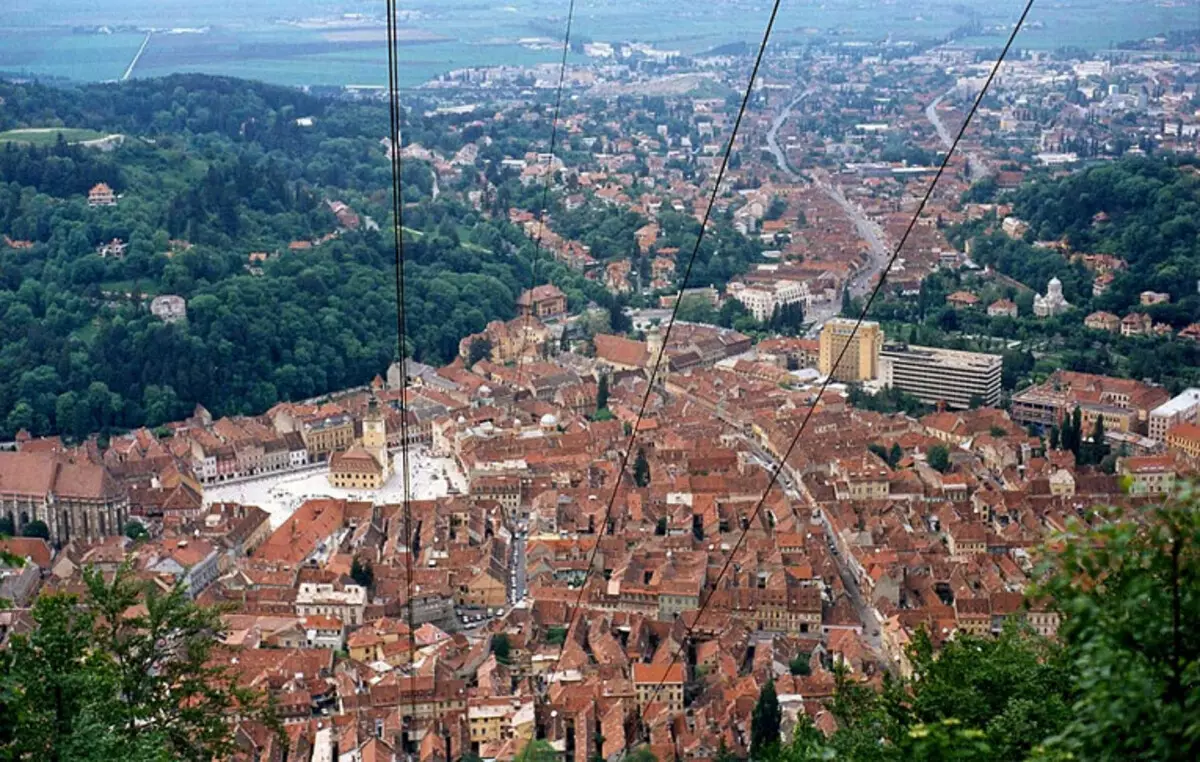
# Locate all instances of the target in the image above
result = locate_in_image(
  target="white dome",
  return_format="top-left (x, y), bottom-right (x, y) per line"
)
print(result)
top-left (479, 384), bottom-right (492, 396)
top-left (540, 413), bottom-right (558, 427)
top-left (1049, 276), bottom-right (1061, 286)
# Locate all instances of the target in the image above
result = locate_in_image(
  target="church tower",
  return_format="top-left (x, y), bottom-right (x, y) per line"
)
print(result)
top-left (362, 390), bottom-right (390, 480)
top-left (646, 324), bottom-right (666, 380)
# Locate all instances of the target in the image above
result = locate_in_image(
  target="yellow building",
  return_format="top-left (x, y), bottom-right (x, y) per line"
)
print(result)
top-left (329, 392), bottom-right (391, 489)
top-left (633, 663), bottom-right (684, 712)
top-left (819, 318), bottom-right (883, 382)
top-left (1166, 422), bottom-right (1200, 458)
top-left (457, 568), bottom-right (507, 609)
top-left (304, 414), bottom-right (355, 462)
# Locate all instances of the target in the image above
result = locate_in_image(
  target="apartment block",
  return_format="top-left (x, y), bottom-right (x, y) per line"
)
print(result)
top-left (1149, 388), bottom-right (1200, 443)
top-left (879, 344), bottom-right (1002, 409)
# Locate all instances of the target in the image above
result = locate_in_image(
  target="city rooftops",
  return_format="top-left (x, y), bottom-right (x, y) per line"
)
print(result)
top-left (632, 663), bottom-right (684, 685)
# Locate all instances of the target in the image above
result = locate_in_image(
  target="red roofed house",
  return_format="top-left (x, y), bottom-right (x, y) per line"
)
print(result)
top-left (946, 291), bottom-right (980, 309)
top-left (88, 183), bottom-right (117, 207)
top-left (1119, 455), bottom-right (1176, 496)
top-left (594, 333), bottom-right (651, 373)
top-left (517, 284), bottom-right (567, 320)
top-left (987, 299), bottom-right (1018, 318)
top-left (0, 451), bottom-right (129, 544)
top-left (633, 663), bottom-right (685, 712)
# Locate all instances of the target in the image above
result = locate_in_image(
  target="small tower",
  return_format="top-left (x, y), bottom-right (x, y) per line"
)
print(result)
top-left (646, 324), bottom-right (666, 380)
top-left (362, 390), bottom-right (390, 479)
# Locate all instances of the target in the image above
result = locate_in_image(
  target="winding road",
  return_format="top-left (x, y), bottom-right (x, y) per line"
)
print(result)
top-left (764, 90), bottom-right (814, 181)
top-left (763, 91), bottom-right (893, 334)
top-left (926, 89), bottom-right (991, 181)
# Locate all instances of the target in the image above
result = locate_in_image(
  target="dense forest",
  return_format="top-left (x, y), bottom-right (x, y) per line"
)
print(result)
top-left (0, 75), bottom-right (688, 440)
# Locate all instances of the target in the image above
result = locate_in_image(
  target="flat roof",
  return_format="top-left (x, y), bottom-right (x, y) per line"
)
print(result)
top-left (1152, 388), bottom-right (1200, 416)
top-left (881, 343), bottom-right (1002, 370)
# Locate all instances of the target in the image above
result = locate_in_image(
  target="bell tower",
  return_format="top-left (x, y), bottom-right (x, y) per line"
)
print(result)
top-left (363, 390), bottom-right (390, 479)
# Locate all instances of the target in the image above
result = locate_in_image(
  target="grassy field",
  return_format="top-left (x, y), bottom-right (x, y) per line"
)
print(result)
top-left (0, 128), bottom-right (107, 146)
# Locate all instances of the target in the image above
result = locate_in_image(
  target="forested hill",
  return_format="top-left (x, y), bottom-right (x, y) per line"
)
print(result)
top-left (970, 157), bottom-right (1200, 322)
top-left (0, 75), bottom-right (618, 441)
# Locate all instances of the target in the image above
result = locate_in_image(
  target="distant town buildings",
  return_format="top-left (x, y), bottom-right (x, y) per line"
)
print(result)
top-left (1010, 370), bottom-right (1169, 433)
top-left (516, 284), bottom-right (567, 320)
top-left (986, 299), bottom-right (1018, 318)
top-left (329, 392), bottom-right (391, 490)
top-left (1150, 388), bottom-right (1200, 443)
top-left (727, 280), bottom-right (810, 322)
top-left (0, 451), bottom-right (130, 544)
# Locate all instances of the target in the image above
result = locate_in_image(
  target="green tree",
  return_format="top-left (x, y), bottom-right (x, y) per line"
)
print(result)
top-left (902, 625), bottom-right (1074, 761)
top-left (515, 739), bottom-right (558, 762)
top-left (750, 679), bottom-right (782, 759)
top-left (677, 294), bottom-right (719, 324)
top-left (1067, 406), bottom-right (1083, 458)
top-left (596, 373), bottom-right (609, 412)
top-left (927, 445), bottom-right (951, 473)
top-left (634, 447), bottom-right (651, 487)
top-left (123, 521), bottom-right (148, 542)
top-left (467, 337), bottom-right (492, 366)
top-left (1049, 424), bottom-right (1060, 451)
top-left (350, 557), bottom-right (374, 589)
top-left (628, 747), bottom-right (658, 762)
top-left (20, 520), bottom-right (50, 540)
top-left (0, 561), bottom-right (276, 760)
top-left (888, 443), bottom-right (904, 469)
top-left (491, 633), bottom-right (512, 665)
top-left (789, 654), bottom-right (811, 676)
top-left (0, 516), bottom-right (14, 536)
top-left (1038, 489), bottom-right (1200, 760)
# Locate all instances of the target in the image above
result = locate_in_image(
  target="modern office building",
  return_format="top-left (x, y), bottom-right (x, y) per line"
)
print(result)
top-left (1149, 388), bottom-right (1200, 443)
top-left (879, 344), bottom-right (1003, 409)
top-left (818, 318), bottom-right (883, 382)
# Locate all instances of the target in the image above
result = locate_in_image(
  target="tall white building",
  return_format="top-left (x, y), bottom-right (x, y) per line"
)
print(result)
top-left (1149, 388), bottom-right (1200, 443)
top-left (879, 344), bottom-right (1003, 409)
top-left (1034, 277), bottom-right (1071, 318)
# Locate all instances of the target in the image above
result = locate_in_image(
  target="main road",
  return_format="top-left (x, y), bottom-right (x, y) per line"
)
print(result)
top-left (679, 388), bottom-right (891, 669)
top-left (926, 88), bottom-right (991, 181)
top-left (742, 438), bottom-right (889, 667)
top-left (510, 524), bottom-right (528, 603)
top-left (763, 88), bottom-right (893, 336)
top-left (764, 90), bottom-right (815, 182)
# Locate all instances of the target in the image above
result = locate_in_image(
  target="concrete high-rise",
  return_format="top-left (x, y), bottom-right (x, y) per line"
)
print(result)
top-left (819, 318), bottom-right (883, 382)
top-left (879, 344), bottom-right (1002, 409)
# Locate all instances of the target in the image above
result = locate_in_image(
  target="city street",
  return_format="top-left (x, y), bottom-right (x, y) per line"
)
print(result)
top-left (510, 523), bottom-right (528, 604)
top-left (763, 90), bottom-right (893, 337)
top-left (741, 438), bottom-right (889, 665)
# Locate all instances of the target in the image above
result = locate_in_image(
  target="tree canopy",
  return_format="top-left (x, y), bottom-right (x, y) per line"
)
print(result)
top-left (0, 561), bottom-right (277, 760)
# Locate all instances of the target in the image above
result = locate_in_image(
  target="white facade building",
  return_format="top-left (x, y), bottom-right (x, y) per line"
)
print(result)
top-left (727, 280), bottom-right (811, 322)
top-left (1034, 277), bottom-right (1071, 318)
top-left (1149, 388), bottom-right (1200, 443)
